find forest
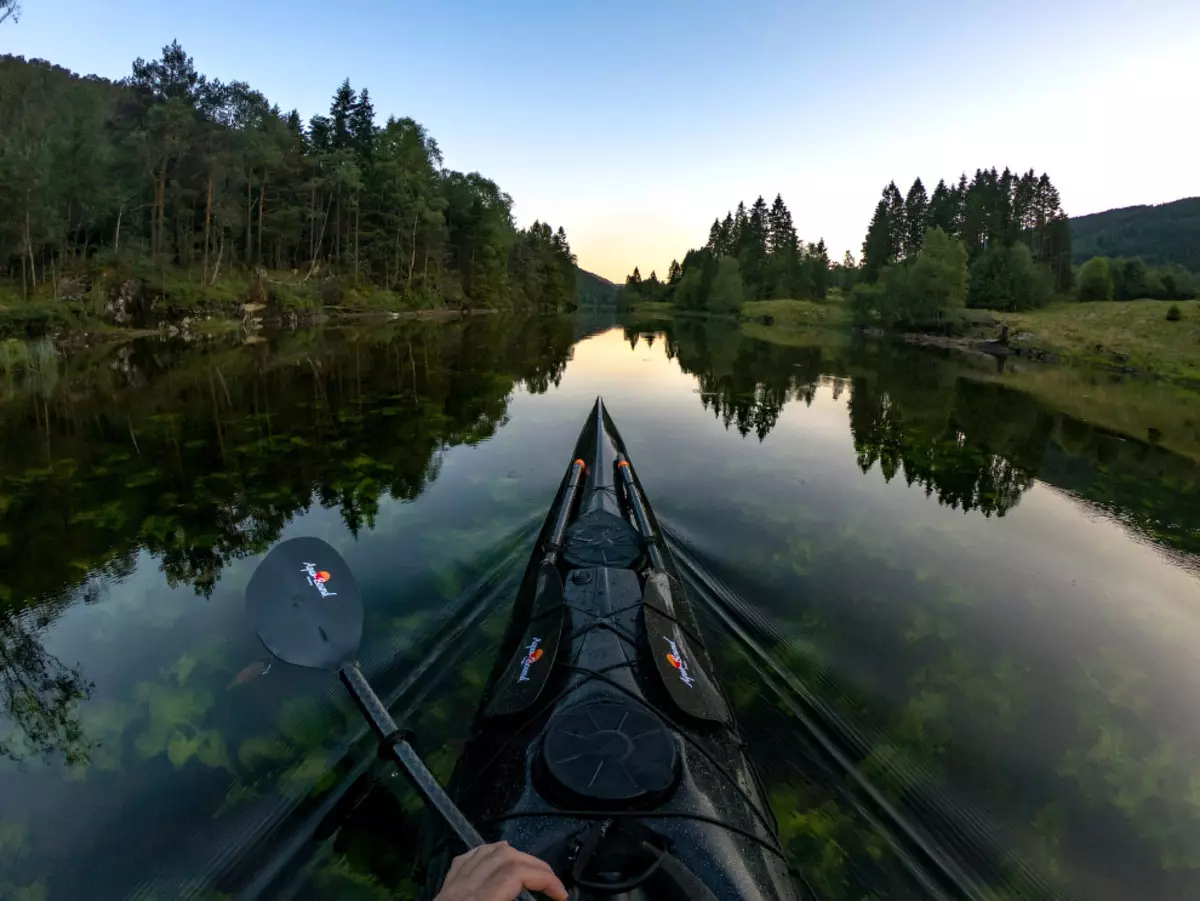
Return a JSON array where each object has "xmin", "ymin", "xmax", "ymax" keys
[
  {"xmin": 0, "ymin": 44, "xmax": 579, "ymax": 327},
  {"xmin": 1071, "ymin": 198, "xmax": 1200, "ymax": 271},
  {"xmin": 622, "ymin": 170, "xmax": 1197, "ymax": 329},
  {"xmin": 619, "ymin": 195, "xmax": 836, "ymax": 314}
]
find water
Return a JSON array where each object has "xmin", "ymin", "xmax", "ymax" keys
[{"xmin": 1, "ymin": 316, "xmax": 1198, "ymax": 901}]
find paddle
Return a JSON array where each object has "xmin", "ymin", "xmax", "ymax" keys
[{"xmin": 245, "ymin": 536, "xmax": 536, "ymax": 901}]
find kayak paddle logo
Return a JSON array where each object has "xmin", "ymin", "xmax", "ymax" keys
[
  {"xmin": 664, "ymin": 637, "xmax": 696, "ymax": 687},
  {"xmin": 301, "ymin": 562, "xmax": 337, "ymax": 599},
  {"xmin": 517, "ymin": 637, "xmax": 544, "ymax": 682}
]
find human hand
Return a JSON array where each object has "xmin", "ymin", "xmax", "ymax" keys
[{"xmin": 433, "ymin": 841, "xmax": 569, "ymax": 901}]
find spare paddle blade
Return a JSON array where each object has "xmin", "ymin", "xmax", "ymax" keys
[
  {"xmin": 643, "ymin": 570, "xmax": 731, "ymax": 724},
  {"xmin": 485, "ymin": 562, "xmax": 565, "ymax": 718},
  {"xmin": 245, "ymin": 536, "xmax": 363, "ymax": 671}
]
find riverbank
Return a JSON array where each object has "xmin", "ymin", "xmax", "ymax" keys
[
  {"xmin": 634, "ymin": 296, "xmax": 1200, "ymax": 386},
  {"xmin": 0, "ymin": 262, "xmax": 548, "ymax": 343}
]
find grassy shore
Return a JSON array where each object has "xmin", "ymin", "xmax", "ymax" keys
[
  {"xmin": 995, "ymin": 300, "xmax": 1200, "ymax": 384},
  {"xmin": 633, "ymin": 295, "xmax": 1200, "ymax": 385}
]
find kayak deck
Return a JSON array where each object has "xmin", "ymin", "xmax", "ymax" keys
[{"xmin": 428, "ymin": 398, "xmax": 799, "ymax": 900}]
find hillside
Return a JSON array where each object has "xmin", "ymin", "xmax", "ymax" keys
[
  {"xmin": 576, "ymin": 267, "xmax": 619, "ymax": 306},
  {"xmin": 1070, "ymin": 198, "xmax": 1200, "ymax": 270}
]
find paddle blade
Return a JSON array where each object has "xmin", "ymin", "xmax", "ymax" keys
[
  {"xmin": 484, "ymin": 562, "xmax": 565, "ymax": 718},
  {"xmin": 643, "ymin": 570, "xmax": 731, "ymax": 724},
  {"xmin": 245, "ymin": 536, "xmax": 363, "ymax": 671}
]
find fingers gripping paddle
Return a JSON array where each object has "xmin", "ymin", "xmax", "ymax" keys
[{"xmin": 245, "ymin": 537, "xmax": 537, "ymax": 901}]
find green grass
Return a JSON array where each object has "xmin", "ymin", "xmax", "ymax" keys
[
  {"xmin": 741, "ymin": 296, "xmax": 850, "ymax": 328},
  {"xmin": 997, "ymin": 299, "xmax": 1200, "ymax": 384},
  {"xmin": 631, "ymin": 295, "xmax": 851, "ymax": 329},
  {"xmin": 971, "ymin": 364, "xmax": 1200, "ymax": 463}
]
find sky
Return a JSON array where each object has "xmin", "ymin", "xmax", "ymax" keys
[{"xmin": 4, "ymin": 0, "xmax": 1199, "ymax": 282}]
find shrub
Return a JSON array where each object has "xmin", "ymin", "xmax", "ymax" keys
[
  {"xmin": 1077, "ymin": 256, "xmax": 1115, "ymax": 301},
  {"xmin": 968, "ymin": 242, "xmax": 1053, "ymax": 311},
  {"xmin": 1166, "ymin": 304, "xmax": 1183, "ymax": 322}
]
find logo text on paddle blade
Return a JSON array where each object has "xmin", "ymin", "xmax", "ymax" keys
[
  {"xmin": 664, "ymin": 637, "xmax": 696, "ymax": 687},
  {"xmin": 301, "ymin": 562, "xmax": 337, "ymax": 598},
  {"xmin": 517, "ymin": 637, "xmax": 544, "ymax": 682}
]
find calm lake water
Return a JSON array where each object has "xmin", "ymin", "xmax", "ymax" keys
[{"xmin": 2, "ymin": 315, "xmax": 1199, "ymax": 901}]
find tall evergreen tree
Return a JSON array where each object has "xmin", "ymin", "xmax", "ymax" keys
[
  {"xmin": 707, "ymin": 218, "xmax": 724, "ymax": 255},
  {"xmin": 741, "ymin": 196, "xmax": 770, "ymax": 299},
  {"xmin": 862, "ymin": 199, "xmax": 893, "ymax": 281},
  {"xmin": 808, "ymin": 239, "xmax": 831, "ymax": 298},
  {"xmin": 349, "ymin": 87, "xmax": 376, "ymax": 161},
  {"xmin": 927, "ymin": 178, "xmax": 956, "ymax": 235},
  {"xmin": 884, "ymin": 181, "xmax": 905, "ymax": 262},
  {"xmin": 330, "ymin": 79, "xmax": 356, "ymax": 150},
  {"xmin": 667, "ymin": 259, "xmax": 682, "ymax": 284},
  {"xmin": 732, "ymin": 201, "xmax": 748, "ymax": 252},
  {"xmin": 903, "ymin": 178, "xmax": 928, "ymax": 259}
]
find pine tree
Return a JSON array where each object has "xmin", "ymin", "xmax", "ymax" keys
[
  {"xmin": 718, "ymin": 213, "xmax": 734, "ymax": 254},
  {"xmin": 330, "ymin": 79, "xmax": 356, "ymax": 150},
  {"xmin": 667, "ymin": 259, "xmax": 682, "ymax": 284},
  {"xmin": 927, "ymin": 179, "xmax": 956, "ymax": 235},
  {"xmin": 349, "ymin": 87, "xmax": 376, "ymax": 161},
  {"xmin": 903, "ymin": 178, "xmax": 928, "ymax": 260},
  {"xmin": 884, "ymin": 182, "xmax": 905, "ymax": 262},
  {"xmin": 742, "ymin": 196, "xmax": 770, "ymax": 299},
  {"xmin": 732, "ymin": 201, "xmax": 748, "ymax": 252},
  {"xmin": 862, "ymin": 199, "xmax": 893, "ymax": 281},
  {"xmin": 766, "ymin": 194, "xmax": 798, "ymax": 298},
  {"xmin": 707, "ymin": 218, "xmax": 723, "ymax": 255},
  {"xmin": 808, "ymin": 239, "xmax": 831, "ymax": 298}
]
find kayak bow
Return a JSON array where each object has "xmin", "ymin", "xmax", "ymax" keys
[{"xmin": 429, "ymin": 398, "xmax": 799, "ymax": 900}]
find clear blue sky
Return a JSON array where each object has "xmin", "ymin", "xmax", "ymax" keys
[{"xmin": 5, "ymin": 0, "xmax": 1198, "ymax": 281}]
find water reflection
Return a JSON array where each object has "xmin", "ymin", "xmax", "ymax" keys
[
  {"xmin": 642, "ymin": 319, "xmax": 1200, "ymax": 550},
  {"xmin": 0, "ymin": 319, "xmax": 1198, "ymax": 901}
]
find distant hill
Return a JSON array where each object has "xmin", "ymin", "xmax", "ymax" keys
[
  {"xmin": 1070, "ymin": 198, "xmax": 1200, "ymax": 270},
  {"xmin": 576, "ymin": 267, "xmax": 619, "ymax": 306}
]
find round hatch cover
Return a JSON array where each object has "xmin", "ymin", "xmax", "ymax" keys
[
  {"xmin": 561, "ymin": 509, "xmax": 643, "ymax": 569},
  {"xmin": 538, "ymin": 700, "xmax": 678, "ymax": 809}
]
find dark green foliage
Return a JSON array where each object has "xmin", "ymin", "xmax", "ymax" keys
[
  {"xmin": 1166, "ymin": 304, "xmax": 1182, "ymax": 322},
  {"xmin": 709, "ymin": 255, "xmax": 745, "ymax": 314},
  {"xmin": 623, "ymin": 192, "xmax": 830, "ymax": 311},
  {"xmin": 1070, "ymin": 198, "xmax": 1200, "ymax": 271},
  {"xmin": 805, "ymin": 240, "xmax": 832, "ymax": 300},
  {"xmin": 967, "ymin": 242, "xmax": 1053, "ymax": 311},
  {"xmin": 1077, "ymin": 257, "xmax": 1115, "ymax": 301},
  {"xmin": 849, "ymin": 283, "xmax": 880, "ymax": 326},
  {"xmin": 861, "ymin": 200, "xmax": 893, "ymax": 281},
  {"xmin": 0, "ymin": 49, "xmax": 575, "ymax": 310},
  {"xmin": 1099, "ymin": 256, "xmax": 1198, "ymax": 301},
  {"xmin": 927, "ymin": 179, "xmax": 957, "ymax": 234},
  {"xmin": 860, "ymin": 168, "xmax": 1070, "ymax": 293},
  {"xmin": 903, "ymin": 178, "xmax": 928, "ymax": 260},
  {"xmin": 909, "ymin": 228, "xmax": 968, "ymax": 321},
  {"xmin": 867, "ymin": 228, "xmax": 969, "ymax": 327},
  {"xmin": 576, "ymin": 267, "xmax": 617, "ymax": 307}
]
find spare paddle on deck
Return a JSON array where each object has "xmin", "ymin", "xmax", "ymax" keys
[{"xmin": 245, "ymin": 537, "xmax": 536, "ymax": 901}]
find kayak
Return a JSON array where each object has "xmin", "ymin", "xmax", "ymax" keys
[{"xmin": 426, "ymin": 398, "xmax": 800, "ymax": 900}]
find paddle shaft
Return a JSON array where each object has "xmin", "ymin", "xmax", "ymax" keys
[
  {"xmin": 616, "ymin": 456, "xmax": 664, "ymax": 570},
  {"xmin": 339, "ymin": 665, "xmax": 537, "ymax": 901}
]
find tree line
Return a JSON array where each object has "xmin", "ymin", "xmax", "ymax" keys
[
  {"xmin": 853, "ymin": 168, "xmax": 1076, "ymax": 327},
  {"xmin": 1076, "ymin": 255, "xmax": 1196, "ymax": 302},
  {"xmin": 0, "ymin": 44, "xmax": 578, "ymax": 310},
  {"xmin": 619, "ymin": 194, "xmax": 836, "ymax": 314}
]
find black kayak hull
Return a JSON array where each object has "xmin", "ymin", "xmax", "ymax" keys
[{"xmin": 427, "ymin": 398, "xmax": 799, "ymax": 900}]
